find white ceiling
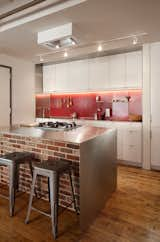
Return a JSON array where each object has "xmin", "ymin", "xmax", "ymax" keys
[{"xmin": 0, "ymin": 0, "xmax": 160, "ymax": 63}]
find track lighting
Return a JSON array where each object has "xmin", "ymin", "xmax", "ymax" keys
[
  {"xmin": 133, "ymin": 36, "xmax": 138, "ymax": 45},
  {"xmin": 64, "ymin": 51, "xmax": 68, "ymax": 57},
  {"xmin": 98, "ymin": 44, "xmax": 102, "ymax": 52},
  {"xmin": 56, "ymin": 44, "xmax": 60, "ymax": 49},
  {"xmin": 40, "ymin": 55, "xmax": 44, "ymax": 62}
]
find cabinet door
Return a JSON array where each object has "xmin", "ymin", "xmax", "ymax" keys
[
  {"xmin": 117, "ymin": 129, "xmax": 124, "ymax": 160},
  {"xmin": 151, "ymin": 127, "xmax": 160, "ymax": 167},
  {"xmin": 43, "ymin": 65, "xmax": 56, "ymax": 93},
  {"xmin": 88, "ymin": 56, "xmax": 109, "ymax": 90},
  {"xmin": 68, "ymin": 59, "xmax": 89, "ymax": 91},
  {"xmin": 151, "ymin": 43, "xmax": 160, "ymax": 167},
  {"xmin": 126, "ymin": 51, "xmax": 142, "ymax": 88},
  {"xmin": 109, "ymin": 53, "xmax": 125, "ymax": 88},
  {"xmin": 55, "ymin": 62, "xmax": 69, "ymax": 91},
  {"xmin": 123, "ymin": 128, "xmax": 142, "ymax": 163}
]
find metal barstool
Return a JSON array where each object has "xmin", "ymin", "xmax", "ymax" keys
[
  {"xmin": 25, "ymin": 159, "xmax": 78, "ymax": 239},
  {"xmin": 0, "ymin": 151, "xmax": 33, "ymax": 216}
]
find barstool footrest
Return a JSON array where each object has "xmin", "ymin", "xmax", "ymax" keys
[
  {"xmin": 0, "ymin": 194, "xmax": 9, "ymax": 200},
  {"xmin": 31, "ymin": 206, "xmax": 51, "ymax": 218}
]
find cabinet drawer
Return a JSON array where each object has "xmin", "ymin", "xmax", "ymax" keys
[
  {"xmin": 123, "ymin": 129, "xmax": 142, "ymax": 146},
  {"xmin": 123, "ymin": 144, "xmax": 142, "ymax": 163}
]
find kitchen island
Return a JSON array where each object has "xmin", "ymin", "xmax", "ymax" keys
[{"xmin": 0, "ymin": 125, "xmax": 117, "ymax": 230}]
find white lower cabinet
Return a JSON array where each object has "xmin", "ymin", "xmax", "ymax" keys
[
  {"xmin": 80, "ymin": 120, "xmax": 142, "ymax": 166},
  {"xmin": 122, "ymin": 127, "xmax": 142, "ymax": 164},
  {"xmin": 117, "ymin": 124, "xmax": 142, "ymax": 164},
  {"xmin": 117, "ymin": 129, "xmax": 124, "ymax": 160},
  {"xmin": 151, "ymin": 127, "xmax": 160, "ymax": 168}
]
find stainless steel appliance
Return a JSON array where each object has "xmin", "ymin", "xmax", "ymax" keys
[{"xmin": 38, "ymin": 121, "xmax": 81, "ymax": 131}]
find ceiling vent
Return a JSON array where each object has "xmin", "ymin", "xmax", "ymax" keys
[{"xmin": 37, "ymin": 22, "xmax": 78, "ymax": 50}]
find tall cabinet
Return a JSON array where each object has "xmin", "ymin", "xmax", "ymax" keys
[{"xmin": 150, "ymin": 43, "xmax": 160, "ymax": 168}]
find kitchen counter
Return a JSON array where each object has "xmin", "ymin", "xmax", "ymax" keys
[
  {"xmin": 1, "ymin": 125, "xmax": 109, "ymax": 144},
  {"xmin": 0, "ymin": 125, "xmax": 117, "ymax": 231}
]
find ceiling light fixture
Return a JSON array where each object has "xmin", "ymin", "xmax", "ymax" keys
[
  {"xmin": 38, "ymin": 23, "xmax": 78, "ymax": 50},
  {"xmin": 133, "ymin": 36, "xmax": 138, "ymax": 45},
  {"xmin": 36, "ymin": 32, "xmax": 148, "ymax": 63},
  {"xmin": 98, "ymin": 44, "xmax": 102, "ymax": 52},
  {"xmin": 40, "ymin": 55, "xmax": 44, "ymax": 62},
  {"xmin": 64, "ymin": 51, "xmax": 68, "ymax": 57},
  {"xmin": 72, "ymin": 40, "xmax": 76, "ymax": 45},
  {"xmin": 56, "ymin": 44, "xmax": 60, "ymax": 49}
]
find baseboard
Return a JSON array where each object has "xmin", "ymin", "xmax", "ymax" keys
[
  {"xmin": 118, "ymin": 160, "xmax": 142, "ymax": 168},
  {"xmin": 151, "ymin": 165, "xmax": 160, "ymax": 171}
]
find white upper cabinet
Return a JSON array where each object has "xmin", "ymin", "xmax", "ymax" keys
[
  {"xmin": 88, "ymin": 56, "xmax": 109, "ymax": 90},
  {"xmin": 125, "ymin": 51, "xmax": 142, "ymax": 88},
  {"xmin": 42, "ymin": 50, "xmax": 143, "ymax": 92},
  {"xmin": 43, "ymin": 65, "xmax": 56, "ymax": 93},
  {"xmin": 109, "ymin": 53, "xmax": 126, "ymax": 88},
  {"xmin": 68, "ymin": 59, "xmax": 89, "ymax": 91},
  {"xmin": 55, "ymin": 62, "xmax": 69, "ymax": 92}
]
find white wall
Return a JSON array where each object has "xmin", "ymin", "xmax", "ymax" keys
[{"xmin": 0, "ymin": 54, "xmax": 35, "ymax": 124}]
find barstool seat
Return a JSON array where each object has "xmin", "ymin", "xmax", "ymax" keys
[
  {"xmin": 25, "ymin": 159, "xmax": 78, "ymax": 239},
  {"xmin": 0, "ymin": 151, "xmax": 33, "ymax": 216}
]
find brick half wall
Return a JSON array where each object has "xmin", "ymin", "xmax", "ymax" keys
[{"xmin": 0, "ymin": 133, "xmax": 80, "ymax": 210}]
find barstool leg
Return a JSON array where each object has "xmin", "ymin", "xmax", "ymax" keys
[
  {"xmin": 48, "ymin": 177, "xmax": 50, "ymax": 202},
  {"xmin": 14, "ymin": 164, "xmax": 19, "ymax": 191},
  {"xmin": 9, "ymin": 163, "xmax": 15, "ymax": 217},
  {"xmin": 49, "ymin": 173, "xmax": 58, "ymax": 239},
  {"xmin": 68, "ymin": 170, "xmax": 78, "ymax": 214},
  {"xmin": 25, "ymin": 170, "xmax": 37, "ymax": 224},
  {"xmin": 28, "ymin": 160, "xmax": 33, "ymax": 177}
]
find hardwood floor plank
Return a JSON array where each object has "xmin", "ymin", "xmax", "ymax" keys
[{"xmin": 0, "ymin": 165, "xmax": 160, "ymax": 241}]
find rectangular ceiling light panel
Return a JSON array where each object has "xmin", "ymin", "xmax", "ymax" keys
[{"xmin": 37, "ymin": 22, "xmax": 78, "ymax": 49}]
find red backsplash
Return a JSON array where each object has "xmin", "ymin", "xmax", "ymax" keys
[{"xmin": 36, "ymin": 90, "xmax": 142, "ymax": 121}]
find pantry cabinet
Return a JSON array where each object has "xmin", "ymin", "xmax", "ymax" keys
[{"xmin": 150, "ymin": 42, "xmax": 160, "ymax": 168}]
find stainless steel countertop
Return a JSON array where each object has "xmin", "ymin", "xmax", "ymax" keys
[{"xmin": 0, "ymin": 125, "xmax": 112, "ymax": 144}]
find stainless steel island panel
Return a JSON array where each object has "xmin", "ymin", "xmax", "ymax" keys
[{"xmin": 80, "ymin": 128, "xmax": 117, "ymax": 230}]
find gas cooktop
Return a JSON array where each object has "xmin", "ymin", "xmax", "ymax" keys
[{"xmin": 38, "ymin": 121, "xmax": 81, "ymax": 131}]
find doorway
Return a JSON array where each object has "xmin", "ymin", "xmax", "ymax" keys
[{"xmin": 0, "ymin": 65, "xmax": 12, "ymax": 127}]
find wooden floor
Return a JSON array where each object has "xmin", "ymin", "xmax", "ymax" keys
[{"xmin": 1, "ymin": 165, "xmax": 160, "ymax": 242}]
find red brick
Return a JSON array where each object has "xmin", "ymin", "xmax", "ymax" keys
[
  {"xmin": 17, "ymin": 140, "xmax": 25, "ymax": 145},
  {"xmin": 12, "ymin": 135, "xmax": 22, "ymax": 140},
  {"xmin": 13, "ymin": 144, "xmax": 21, "ymax": 148},
  {"xmin": 3, "ymin": 134, "xmax": 11, "ymax": 138},
  {"xmin": 43, "ymin": 140, "xmax": 55, "ymax": 145},
  {"xmin": 47, "ymin": 145, "xmax": 59, "ymax": 151},
  {"xmin": 55, "ymin": 141, "xmax": 66, "ymax": 147},
  {"xmin": 32, "ymin": 148, "xmax": 41, "ymax": 153},
  {"xmin": 67, "ymin": 143, "xmax": 79, "ymax": 149},
  {"xmin": 54, "ymin": 152, "xmax": 65, "ymax": 158},
  {"xmin": 60, "ymin": 147, "xmax": 72, "ymax": 154},
  {"xmin": 37, "ymin": 144, "xmax": 46, "ymax": 149},
  {"xmin": 66, "ymin": 154, "xmax": 79, "ymax": 161},
  {"xmin": 9, "ymin": 139, "xmax": 17, "ymax": 143}
]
